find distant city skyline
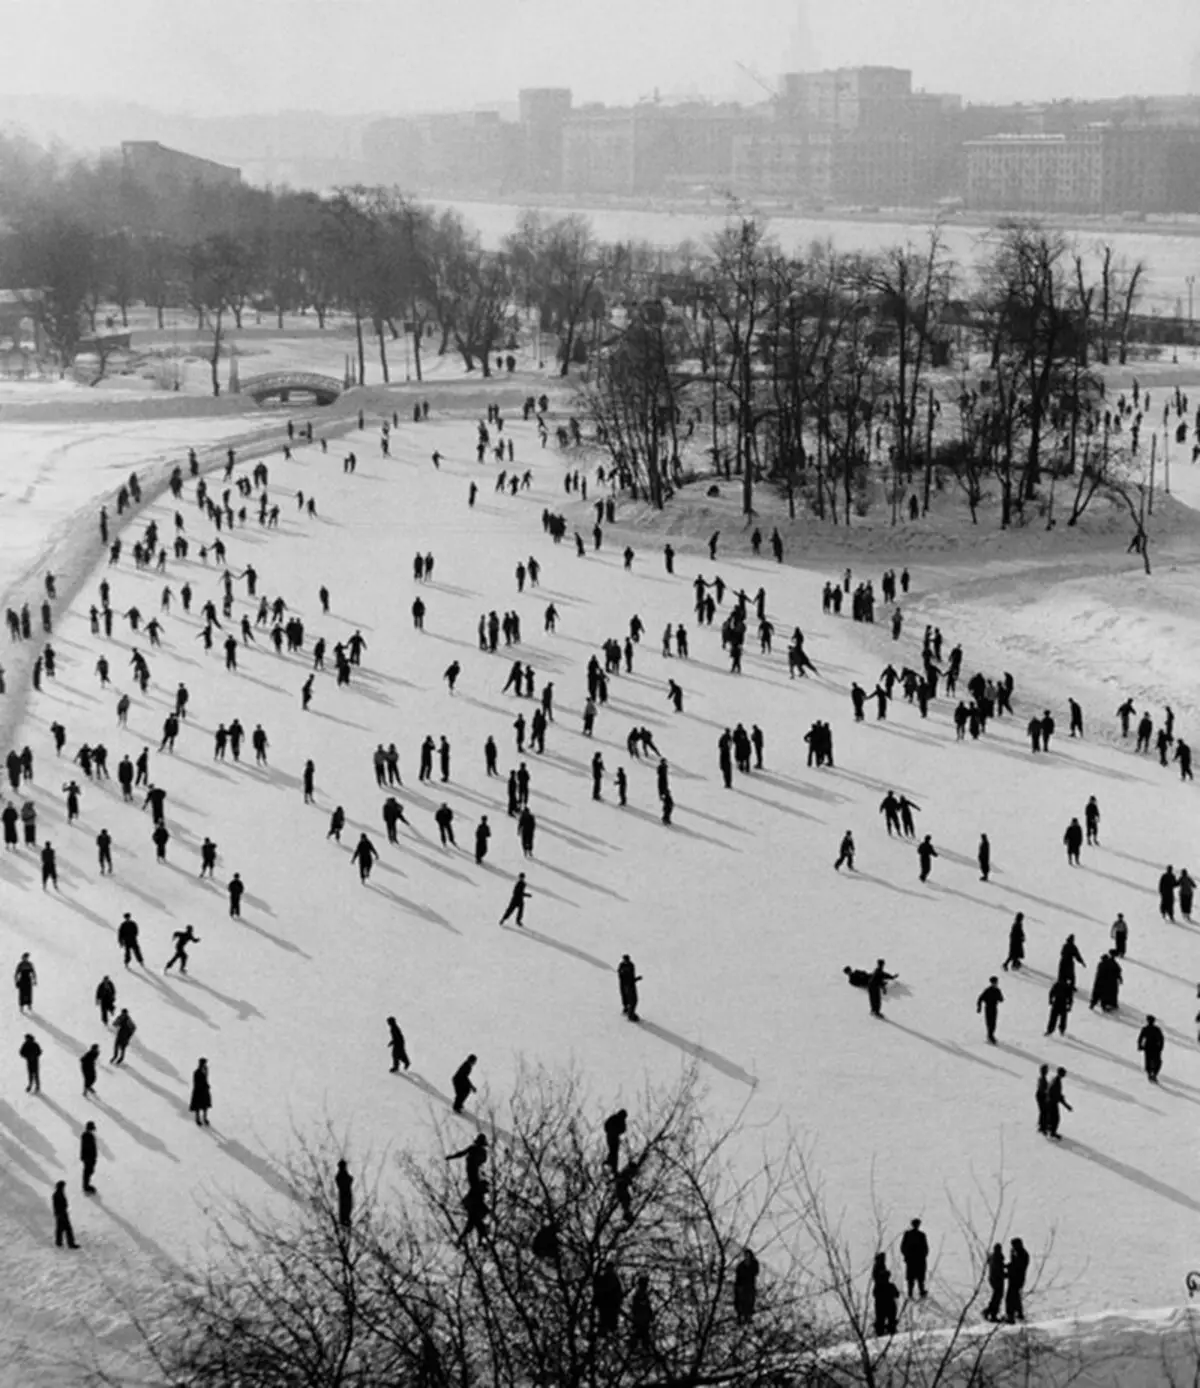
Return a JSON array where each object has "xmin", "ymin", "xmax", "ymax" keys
[{"xmin": 0, "ymin": 0, "xmax": 1198, "ymax": 123}]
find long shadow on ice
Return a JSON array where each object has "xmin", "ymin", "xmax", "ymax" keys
[
  {"xmin": 93, "ymin": 1097, "xmax": 180, "ymax": 1163},
  {"xmin": 505, "ymin": 924, "xmax": 611, "ymax": 972},
  {"xmin": 993, "ymin": 1041, "xmax": 1160, "ymax": 1112},
  {"xmin": 638, "ymin": 1020, "xmax": 758, "ymax": 1089},
  {"xmin": 179, "ymin": 974, "xmax": 264, "ymax": 1022},
  {"xmin": 0, "ymin": 1098, "xmax": 61, "ymax": 1165},
  {"xmin": 886, "ymin": 1019, "xmax": 1020, "ymax": 1078},
  {"xmin": 1061, "ymin": 1139, "xmax": 1200, "ymax": 1216}
]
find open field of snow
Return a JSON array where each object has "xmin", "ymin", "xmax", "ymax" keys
[{"xmin": 1, "ymin": 388, "xmax": 1200, "ymax": 1382}]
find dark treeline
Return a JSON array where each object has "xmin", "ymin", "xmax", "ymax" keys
[{"xmin": 0, "ymin": 133, "xmax": 1165, "ymax": 536}]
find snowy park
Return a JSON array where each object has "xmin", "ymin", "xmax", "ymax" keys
[{"xmin": 1, "ymin": 378, "xmax": 1200, "ymax": 1383}]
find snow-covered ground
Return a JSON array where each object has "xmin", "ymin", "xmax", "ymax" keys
[{"xmin": 1, "ymin": 392, "xmax": 1200, "ymax": 1383}]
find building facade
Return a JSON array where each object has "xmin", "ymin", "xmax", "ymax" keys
[{"xmin": 120, "ymin": 142, "xmax": 241, "ymax": 191}]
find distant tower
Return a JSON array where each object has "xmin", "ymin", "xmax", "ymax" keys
[{"xmin": 782, "ymin": 0, "xmax": 818, "ymax": 74}]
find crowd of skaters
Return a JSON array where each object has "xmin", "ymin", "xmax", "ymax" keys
[{"xmin": 2, "ymin": 395, "xmax": 1196, "ymax": 1337}]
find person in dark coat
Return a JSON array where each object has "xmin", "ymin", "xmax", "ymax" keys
[
  {"xmin": 871, "ymin": 1253, "xmax": 899, "ymax": 1335},
  {"xmin": 899, "ymin": 1218, "xmax": 929, "ymax": 1298},
  {"xmin": 190, "ymin": 1057, "xmax": 212, "ymax": 1125},
  {"xmin": 734, "ymin": 1247, "xmax": 760, "ymax": 1322},
  {"xmin": 387, "ymin": 1016, "xmax": 410, "ymax": 1072},
  {"xmin": 451, "ymin": 1054, "xmax": 477, "ymax": 1113},
  {"xmin": 1045, "ymin": 978, "xmax": 1073, "ymax": 1036},
  {"xmin": 603, "ymin": 1109, "xmax": 627, "ymax": 1173},
  {"xmin": 867, "ymin": 960, "xmax": 897, "ymax": 1017},
  {"xmin": 80, "ymin": 1044, "xmax": 100, "ymax": 1098},
  {"xmin": 351, "ymin": 833, "xmax": 379, "ymax": 883},
  {"xmin": 447, "ymin": 1133, "xmax": 488, "ymax": 1192},
  {"xmin": 1063, "ymin": 818, "xmax": 1083, "ymax": 866},
  {"xmin": 1159, "ymin": 866, "xmax": 1178, "ymax": 921},
  {"xmin": 20, "ymin": 1032, "xmax": 41, "ymax": 1092},
  {"xmin": 982, "ymin": 1244, "xmax": 1006, "ymax": 1320},
  {"xmin": 80, "ymin": 1122, "xmax": 98, "ymax": 1193},
  {"xmin": 14, "ymin": 952, "xmax": 36, "ymax": 1012},
  {"xmin": 1005, "ymin": 1238, "xmax": 1029, "ymax": 1323},
  {"xmin": 917, "ymin": 835, "xmax": 937, "ymax": 882},
  {"xmin": 111, "ymin": 1008, "xmax": 136, "ymax": 1064},
  {"xmin": 1035, "ymin": 1063, "xmax": 1051, "ymax": 1135},
  {"xmin": 1137, "ymin": 1015, "xmax": 1165, "ymax": 1083},
  {"xmin": 1057, "ymin": 935, "xmax": 1084, "ymax": 989},
  {"xmin": 976, "ymin": 976, "xmax": 1004, "ymax": 1043},
  {"xmin": 977, "ymin": 833, "xmax": 991, "ymax": 882},
  {"xmin": 52, "ymin": 1181, "xmax": 78, "ymax": 1248},
  {"xmin": 594, "ymin": 1261, "xmax": 623, "ymax": 1335},
  {"xmin": 1002, "ymin": 913, "xmax": 1025, "ymax": 971},
  {"xmin": 618, "ymin": 954, "xmax": 641, "ymax": 1020},
  {"xmin": 335, "ymin": 1159, "xmax": 353, "ymax": 1227},
  {"xmin": 95, "ymin": 975, "xmax": 116, "ymax": 1026},
  {"xmin": 1044, "ymin": 1067, "xmax": 1071, "ymax": 1140},
  {"xmin": 1110, "ymin": 913, "xmax": 1128, "ymax": 958},
  {"xmin": 628, "ymin": 1275, "xmax": 653, "ymax": 1353}
]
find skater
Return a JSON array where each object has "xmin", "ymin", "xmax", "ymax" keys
[
  {"xmin": 117, "ymin": 913, "xmax": 144, "ymax": 968},
  {"xmin": 164, "ymin": 925, "xmax": 200, "ymax": 975},
  {"xmin": 451, "ymin": 1054, "xmax": 477, "ymax": 1113},
  {"xmin": 447, "ymin": 1133, "xmax": 488, "ymax": 1192},
  {"xmin": 95, "ymin": 975, "xmax": 116, "ymax": 1026},
  {"xmin": 603, "ymin": 1109, "xmax": 627, "ymax": 1173},
  {"xmin": 110, "ymin": 1008, "xmax": 136, "ymax": 1064},
  {"xmin": 833, "ymin": 830, "xmax": 855, "ymax": 871},
  {"xmin": 499, "ymin": 872, "xmax": 531, "ymax": 927},
  {"xmin": 1137, "ymin": 1015, "xmax": 1164, "ymax": 1083},
  {"xmin": 1110, "ymin": 912, "xmax": 1128, "ymax": 958},
  {"xmin": 20, "ymin": 1032, "xmax": 41, "ymax": 1092},
  {"xmin": 1160, "ymin": 866, "xmax": 1178, "ymax": 922},
  {"xmin": 1063, "ymin": 818, "xmax": 1083, "ymax": 866},
  {"xmin": 917, "ymin": 835, "xmax": 937, "ymax": 883},
  {"xmin": 1044, "ymin": 1066, "xmax": 1071, "ymax": 1139},
  {"xmin": 983, "ymin": 1244, "xmax": 1006, "ymax": 1321},
  {"xmin": 976, "ymin": 976, "xmax": 1004, "ymax": 1043},
  {"xmin": 335, "ymin": 1159, "xmax": 353, "ymax": 1228},
  {"xmin": 52, "ymin": 1182, "xmax": 78, "ymax": 1249},
  {"xmin": 1005, "ymin": 1238, "xmax": 1029, "ymax": 1323},
  {"xmin": 867, "ymin": 960, "xmax": 896, "ymax": 1018},
  {"xmin": 977, "ymin": 833, "xmax": 991, "ymax": 882},
  {"xmin": 1002, "ymin": 913, "xmax": 1025, "ymax": 971},
  {"xmin": 190, "ymin": 1057, "xmax": 212, "ymax": 1125},
  {"xmin": 734, "ymin": 1247, "xmax": 760, "ymax": 1322},
  {"xmin": 1045, "ymin": 977, "xmax": 1073, "ymax": 1036},
  {"xmin": 352, "ymin": 833, "xmax": 379, "ymax": 883},
  {"xmin": 80, "ymin": 1044, "xmax": 100, "ymax": 1099},
  {"xmin": 14, "ymin": 952, "xmax": 36, "ymax": 1013},
  {"xmin": 80, "ymin": 1121, "xmax": 98, "ymax": 1193},
  {"xmin": 900, "ymin": 1218, "xmax": 929, "ymax": 1298},
  {"xmin": 618, "ymin": 954, "xmax": 642, "ymax": 1021},
  {"xmin": 387, "ymin": 1016, "xmax": 411, "ymax": 1072},
  {"xmin": 871, "ymin": 1254, "xmax": 899, "ymax": 1336}
]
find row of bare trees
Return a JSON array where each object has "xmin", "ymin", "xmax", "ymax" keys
[
  {"xmin": 92, "ymin": 1067, "xmax": 1069, "ymax": 1388},
  {"xmin": 585, "ymin": 214, "xmax": 1151, "ymax": 531}
]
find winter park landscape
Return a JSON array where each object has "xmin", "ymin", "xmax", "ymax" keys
[
  {"xmin": 10, "ymin": 32, "xmax": 1200, "ymax": 1366},
  {"xmin": 0, "ymin": 298, "xmax": 1199, "ymax": 1385}
]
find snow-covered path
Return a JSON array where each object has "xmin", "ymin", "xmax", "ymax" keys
[{"xmin": 1, "ymin": 405, "xmax": 1199, "ymax": 1381}]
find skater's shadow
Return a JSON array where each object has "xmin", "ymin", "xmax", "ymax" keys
[
  {"xmin": 995, "ymin": 883, "xmax": 1106, "ymax": 928},
  {"xmin": 508, "ymin": 924, "xmax": 611, "ymax": 972},
  {"xmin": 240, "ymin": 915, "xmax": 312, "ymax": 959},
  {"xmin": 756, "ymin": 771, "xmax": 849, "ymax": 807},
  {"xmin": 887, "ymin": 1020, "xmax": 1020, "ymax": 1078},
  {"xmin": 313, "ymin": 708, "xmax": 371, "ymax": 732},
  {"xmin": 733, "ymin": 787, "xmax": 821, "ymax": 825},
  {"xmin": 369, "ymin": 881, "xmax": 462, "ymax": 934},
  {"xmin": 1064, "ymin": 1037, "xmax": 1200, "ymax": 1106},
  {"xmin": 93, "ymin": 1190, "xmax": 181, "ymax": 1264},
  {"xmin": 1081, "ymin": 864, "xmax": 1153, "ymax": 896},
  {"xmin": 844, "ymin": 870, "xmax": 934, "ymax": 904},
  {"xmin": 0, "ymin": 1127, "xmax": 54, "ymax": 1185},
  {"xmin": 93, "ymin": 1098, "xmax": 180, "ymax": 1162},
  {"xmin": 0, "ymin": 1099, "xmax": 59, "ymax": 1164},
  {"xmin": 217, "ymin": 1136, "xmax": 300, "ymax": 1203},
  {"xmin": 144, "ymin": 973, "xmax": 217, "ymax": 1028},
  {"xmin": 639, "ymin": 1021, "xmax": 758, "ymax": 1089},
  {"xmin": 1103, "ymin": 844, "xmax": 1161, "ymax": 871},
  {"xmin": 1061, "ymin": 1139, "xmax": 1200, "ymax": 1216}
]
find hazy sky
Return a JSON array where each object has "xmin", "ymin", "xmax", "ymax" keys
[{"xmin": 1, "ymin": 0, "xmax": 1198, "ymax": 115}]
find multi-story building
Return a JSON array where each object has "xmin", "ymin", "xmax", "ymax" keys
[
  {"xmin": 120, "ymin": 141, "xmax": 241, "ymax": 191},
  {"xmin": 779, "ymin": 66, "xmax": 913, "ymax": 132},
  {"xmin": 562, "ymin": 106, "xmax": 636, "ymax": 195},
  {"xmin": 519, "ymin": 88, "xmax": 572, "ymax": 193},
  {"xmin": 965, "ymin": 131, "xmax": 1105, "ymax": 214}
]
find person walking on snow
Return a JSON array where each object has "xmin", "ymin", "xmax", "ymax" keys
[
  {"xmin": 352, "ymin": 833, "xmax": 379, "ymax": 883},
  {"xmin": 976, "ymin": 976, "xmax": 1004, "ymax": 1043},
  {"xmin": 499, "ymin": 872, "xmax": 531, "ymax": 927}
]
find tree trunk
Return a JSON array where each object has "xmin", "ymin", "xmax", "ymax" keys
[
  {"xmin": 354, "ymin": 311, "xmax": 366, "ymax": 387},
  {"xmin": 209, "ymin": 309, "xmax": 223, "ymax": 398},
  {"xmin": 376, "ymin": 320, "xmax": 390, "ymax": 385}
]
